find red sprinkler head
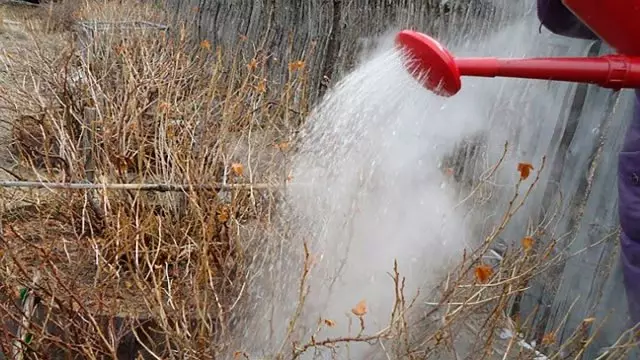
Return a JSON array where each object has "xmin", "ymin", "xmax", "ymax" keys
[
  {"xmin": 395, "ymin": 30, "xmax": 640, "ymax": 97},
  {"xmin": 395, "ymin": 30, "xmax": 461, "ymax": 97}
]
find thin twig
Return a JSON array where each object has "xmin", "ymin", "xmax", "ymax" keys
[{"xmin": 0, "ymin": 180, "xmax": 289, "ymax": 192}]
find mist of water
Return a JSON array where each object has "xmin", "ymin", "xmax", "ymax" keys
[{"xmin": 231, "ymin": 6, "xmax": 591, "ymax": 359}]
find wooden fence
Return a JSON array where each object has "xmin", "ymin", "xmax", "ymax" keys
[{"xmin": 162, "ymin": 0, "xmax": 520, "ymax": 102}]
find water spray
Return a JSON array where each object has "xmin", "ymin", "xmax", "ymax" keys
[{"xmin": 395, "ymin": 0, "xmax": 640, "ymax": 97}]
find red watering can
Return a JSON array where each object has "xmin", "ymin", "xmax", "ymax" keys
[{"xmin": 396, "ymin": 0, "xmax": 640, "ymax": 97}]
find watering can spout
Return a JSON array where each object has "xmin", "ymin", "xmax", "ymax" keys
[{"xmin": 395, "ymin": 30, "xmax": 640, "ymax": 97}]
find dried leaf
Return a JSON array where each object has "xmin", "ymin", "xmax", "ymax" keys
[
  {"xmin": 113, "ymin": 45, "xmax": 126, "ymax": 56},
  {"xmin": 200, "ymin": 40, "xmax": 211, "ymax": 51},
  {"xmin": 166, "ymin": 124, "xmax": 175, "ymax": 139},
  {"xmin": 541, "ymin": 332, "xmax": 556, "ymax": 345},
  {"xmin": 517, "ymin": 162, "xmax": 534, "ymax": 180},
  {"xmin": 159, "ymin": 102, "xmax": 171, "ymax": 113},
  {"xmin": 247, "ymin": 58, "xmax": 258, "ymax": 72},
  {"xmin": 233, "ymin": 351, "xmax": 248, "ymax": 360},
  {"xmin": 323, "ymin": 319, "xmax": 336, "ymax": 327},
  {"xmin": 474, "ymin": 264, "xmax": 493, "ymax": 283},
  {"xmin": 522, "ymin": 236, "xmax": 534, "ymax": 252},
  {"xmin": 275, "ymin": 142, "xmax": 290, "ymax": 151},
  {"xmin": 351, "ymin": 300, "xmax": 367, "ymax": 317},
  {"xmin": 288, "ymin": 60, "xmax": 305, "ymax": 72},
  {"xmin": 231, "ymin": 163, "xmax": 244, "ymax": 177},
  {"xmin": 255, "ymin": 79, "xmax": 267, "ymax": 93},
  {"xmin": 216, "ymin": 205, "xmax": 230, "ymax": 223}
]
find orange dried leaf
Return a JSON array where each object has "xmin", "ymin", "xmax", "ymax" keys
[
  {"xmin": 216, "ymin": 205, "xmax": 230, "ymax": 223},
  {"xmin": 351, "ymin": 300, "xmax": 367, "ymax": 317},
  {"xmin": 522, "ymin": 236, "xmax": 534, "ymax": 252},
  {"xmin": 200, "ymin": 39, "xmax": 211, "ymax": 50},
  {"xmin": 541, "ymin": 332, "xmax": 556, "ymax": 345},
  {"xmin": 517, "ymin": 162, "xmax": 534, "ymax": 180},
  {"xmin": 159, "ymin": 102, "xmax": 171, "ymax": 113},
  {"xmin": 233, "ymin": 351, "xmax": 248, "ymax": 360},
  {"xmin": 113, "ymin": 45, "xmax": 126, "ymax": 56},
  {"xmin": 474, "ymin": 264, "xmax": 493, "ymax": 283},
  {"xmin": 255, "ymin": 79, "xmax": 267, "ymax": 93},
  {"xmin": 275, "ymin": 142, "xmax": 290, "ymax": 151},
  {"xmin": 247, "ymin": 58, "xmax": 258, "ymax": 71},
  {"xmin": 288, "ymin": 60, "xmax": 305, "ymax": 72},
  {"xmin": 323, "ymin": 319, "xmax": 336, "ymax": 327},
  {"xmin": 231, "ymin": 163, "xmax": 244, "ymax": 177}
]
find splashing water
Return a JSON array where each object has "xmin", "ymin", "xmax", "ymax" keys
[{"xmin": 232, "ymin": 7, "xmax": 593, "ymax": 359}]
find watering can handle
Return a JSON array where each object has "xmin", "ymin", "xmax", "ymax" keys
[{"xmin": 456, "ymin": 55, "xmax": 640, "ymax": 90}]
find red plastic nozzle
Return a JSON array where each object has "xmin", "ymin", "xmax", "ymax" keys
[
  {"xmin": 395, "ymin": 30, "xmax": 461, "ymax": 96},
  {"xmin": 395, "ymin": 30, "xmax": 640, "ymax": 97}
]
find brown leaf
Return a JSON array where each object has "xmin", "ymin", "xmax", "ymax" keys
[
  {"xmin": 255, "ymin": 79, "xmax": 267, "ymax": 93},
  {"xmin": 233, "ymin": 351, "xmax": 248, "ymax": 360},
  {"xmin": 247, "ymin": 58, "xmax": 258, "ymax": 72},
  {"xmin": 216, "ymin": 205, "xmax": 230, "ymax": 223},
  {"xmin": 166, "ymin": 124, "xmax": 175, "ymax": 139},
  {"xmin": 159, "ymin": 102, "xmax": 171, "ymax": 113},
  {"xmin": 522, "ymin": 236, "xmax": 534, "ymax": 252},
  {"xmin": 474, "ymin": 264, "xmax": 493, "ymax": 283},
  {"xmin": 351, "ymin": 300, "xmax": 367, "ymax": 317},
  {"xmin": 231, "ymin": 163, "xmax": 244, "ymax": 177},
  {"xmin": 288, "ymin": 60, "xmax": 305, "ymax": 72},
  {"xmin": 200, "ymin": 40, "xmax": 211, "ymax": 51},
  {"xmin": 541, "ymin": 332, "xmax": 556, "ymax": 345},
  {"xmin": 517, "ymin": 162, "xmax": 534, "ymax": 180},
  {"xmin": 323, "ymin": 319, "xmax": 336, "ymax": 327},
  {"xmin": 275, "ymin": 141, "xmax": 290, "ymax": 151}
]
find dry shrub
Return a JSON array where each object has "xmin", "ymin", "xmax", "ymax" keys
[{"xmin": 0, "ymin": 1, "xmax": 306, "ymax": 358}]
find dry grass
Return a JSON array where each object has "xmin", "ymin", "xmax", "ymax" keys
[{"xmin": 0, "ymin": 1, "xmax": 635, "ymax": 359}]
